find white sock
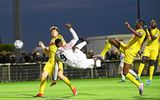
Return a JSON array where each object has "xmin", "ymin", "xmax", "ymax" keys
[
  {"xmin": 129, "ymin": 69, "xmax": 137, "ymax": 77},
  {"xmin": 53, "ymin": 63, "xmax": 58, "ymax": 80},
  {"xmin": 76, "ymin": 41, "xmax": 87, "ymax": 50}
]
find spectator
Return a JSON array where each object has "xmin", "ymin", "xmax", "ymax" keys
[
  {"xmin": 0, "ymin": 51, "xmax": 9, "ymax": 63},
  {"xmin": 9, "ymin": 53, "xmax": 16, "ymax": 64}
]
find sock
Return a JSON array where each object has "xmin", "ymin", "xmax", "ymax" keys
[
  {"xmin": 100, "ymin": 40, "xmax": 112, "ymax": 59},
  {"xmin": 121, "ymin": 71, "xmax": 125, "ymax": 80},
  {"xmin": 149, "ymin": 66, "xmax": 154, "ymax": 80},
  {"xmin": 126, "ymin": 73, "xmax": 140, "ymax": 87},
  {"xmin": 39, "ymin": 77, "xmax": 47, "ymax": 94},
  {"xmin": 138, "ymin": 63, "xmax": 145, "ymax": 77},
  {"xmin": 63, "ymin": 77, "xmax": 74, "ymax": 90},
  {"xmin": 76, "ymin": 41, "xmax": 87, "ymax": 50},
  {"xmin": 129, "ymin": 69, "xmax": 137, "ymax": 77}
]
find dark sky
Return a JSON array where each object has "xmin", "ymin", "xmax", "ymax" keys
[{"xmin": 0, "ymin": 0, "xmax": 160, "ymax": 51}]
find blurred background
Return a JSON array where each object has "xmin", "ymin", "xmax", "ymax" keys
[{"xmin": 0, "ymin": 0, "xmax": 160, "ymax": 82}]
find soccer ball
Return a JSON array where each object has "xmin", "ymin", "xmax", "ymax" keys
[{"xmin": 14, "ymin": 40, "xmax": 24, "ymax": 49}]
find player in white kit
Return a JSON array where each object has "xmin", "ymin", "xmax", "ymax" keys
[{"xmin": 55, "ymin": 23, "xmax": 101, "ymax": 69}]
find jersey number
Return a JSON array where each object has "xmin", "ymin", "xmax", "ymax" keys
[{"xmin": 60, "ymin": 54, "xmax": 67, "ymax": 61}]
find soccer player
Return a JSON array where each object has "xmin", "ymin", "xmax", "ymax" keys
[
  {"xmin": 100, "ymin": 39, "xmax": 138, "ymax": 82},
  {"xmin": 156, "ymin": 43, "xmax": 160, "ymax": 72},
  {"xmin": 107, "ymin": 20, "xmax": 146, "ymax": 95},
  {"xmin": 122, "ymin": 20, "xmax": 146, "ymax": 95},
  {"xmin": 55, "ymin": 23, "xmax": 101, "ymax": 69},
  {"xmin": 35, "ymin": 25, "xmax": 77, "ymax": 97},
  {"xmin": 137, "ymin": 19, "xmax": 160, "ymax": 85}
]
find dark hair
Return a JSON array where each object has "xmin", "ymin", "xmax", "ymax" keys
[
  {"xmin": 136, "ymin": 19, "xmax": 145, "ymax": 27},
  {"xmin": 151, "ymin": 19, "xmax": 157, "ymax": 27},
  {"xmin": 55, "ymin": 38, "xmax": 62, "ymax": 47}
]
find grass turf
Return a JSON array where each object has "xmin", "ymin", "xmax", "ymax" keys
[{"xmin": 0, "ymin": 76, "xmax": 160, "ymax": 100}]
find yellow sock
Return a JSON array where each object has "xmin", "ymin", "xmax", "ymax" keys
[
  {"xmin": 149, "ymin": 66, "xmax": 154, "ymax": 80},
  {"xmin": 39, "ymin": 78, "xmax": 47, "ymax": 94},
  {"xmin": 138, "ymin": 63, "xmax": 145, "ymax": 77},
  {"xmin": 63, "ymin": 77, "xmax": 74, "ymax": 89},
  {"xmin": 126, "ymin": 73, "xmax": 140, "ymax": 87},
  {"xmin": 100, "ymin": 40, "xmax": 112, "ymax": 59}
]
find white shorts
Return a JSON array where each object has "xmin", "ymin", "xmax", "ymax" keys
[
  {"xmin": 78, "ymin": 59, "xmax": 95, "ymax": 69},
  {"xmin": 70, "ymin": 49, "xmax": 95, "ymax": 69}
]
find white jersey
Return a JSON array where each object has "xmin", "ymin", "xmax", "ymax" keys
[
  {"xmin": 56, "ymin": 46, "xmax": 89, "ymax": 68},
  {"xmin": 55, "ymin": 28, "xmax": 95, "ymax": 69}
]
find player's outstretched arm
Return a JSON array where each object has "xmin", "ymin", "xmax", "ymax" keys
[
  {"xmin": 64, "ymin": 23, "xmax": 79, "ymax": 48},
  {"xmin": 148, "ymin": 28, "xmax": 159, "ymax": 40},
  {"xmin": 39, "ymin": 41, "xmax": 49, "ymax": 55},
  {"xmin": 125, "ymin": 22, "xmax": 142, "ymax": 38},
  {"xmin": 66, "ymin": 23, "xmax": 79, "ymax": 42}
]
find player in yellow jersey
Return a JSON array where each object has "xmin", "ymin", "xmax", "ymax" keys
[
  {"xmin": 105, "ymin": 20, "xmax": 146, "ymax": 95},
  {"xmin": 100, "ymin": 39, "xmax": 138, "ymax": 82},
  {"xmin": 35, "ymin": 25, "xmax": 77, "ymax": 97},
  {"xmin": 156, "ymin": 43, "xmax": 160, "ymax": 72},
  {"xmin": 137, "ymin": 19, "xmax": 160, "ymax": 85}
]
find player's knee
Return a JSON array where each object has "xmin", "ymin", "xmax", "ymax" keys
[
  {"xmin": 41, "ymin": 71, "xmax": 48, "ymax": 79},
  {"xmin": 122, "ymin": 69, "xmax": 129, "ymax": 76},
  {"xmin": 150, "ymin": 60, "xmax": 155, "ymax": 66},
  {"xmin": 123, "ymin": 71, "xmax": 128, "ymax": 76},
  {"xmin": 58, "ymin": 72, "xmax": 62, "ymax": 78},
  {"xmin": 58, "ymin": 71, "xmax": 64, "ymax": 79},
  {"xmin": 122, "ymin": 63, "xmax": 130, "ymax": 76},
  {"xmin": 109, "ymin": 39, "xmax": 114, "ymax": 44},
  {"xmin": 141, "ymin": 56, "xmax": 148, "ymax": 63}
]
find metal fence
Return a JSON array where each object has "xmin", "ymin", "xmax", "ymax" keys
[{"xmin": 0, "ymin": 60, "xmax": 159, "ymax": 82}]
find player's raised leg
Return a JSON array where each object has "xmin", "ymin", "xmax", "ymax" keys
[
  {"xmin": 100, "ymin": 40, "xmax": 112, "ymax": 59},
  {"xmin": 75, "ymin": 41, "xmax": 87, "ymax": 50}
]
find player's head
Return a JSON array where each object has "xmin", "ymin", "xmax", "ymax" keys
[
  {"xmin": 150, "ymin": 19, "xmax": 157, "ymax": 29},
  {"xmin": 135, "ymin": 19, "xmax": 145, "ymax": 29},
  {"xmin": 55, "ymin": 38, "xmax": 63, "ymax": 48},
  {"xmin": 49, "ymin": 26, "xmax": 59, "ymax": 37}
]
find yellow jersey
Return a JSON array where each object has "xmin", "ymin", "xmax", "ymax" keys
[
  {"xmin": 49, "ymin": 34, "xmax": 65, "ymax": 60},
  {"xmin": 127, "ymin": 28, "xmax": 146, "ymax": 53},
  {"xmin": 146, "ymin": 28, "xmax": 160, "ymax": 48}
]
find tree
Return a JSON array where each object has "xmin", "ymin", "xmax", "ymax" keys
[{"xmin": 0, "ymin": 44, "xmax": 15, "ymax": 52}]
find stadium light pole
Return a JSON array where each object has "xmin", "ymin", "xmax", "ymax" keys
[
  {"xmin": 137, "ymin": 0, "xmax": 141, "ymax": 19},
  {"xmin": 0, "ymin": 36, "xmax": 2, "ymax": 44},
  {"xmin": 13, "ymin": 0, "xmax": 21, "ymax": 41},
  {"xmin": 13, "ymin": 0, "xmax": 22, "ymax": 62}
]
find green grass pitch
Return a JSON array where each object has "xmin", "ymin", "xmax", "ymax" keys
[{"xmin": 0, "ymin": 76, "xmax": 160, "ymax": 100}]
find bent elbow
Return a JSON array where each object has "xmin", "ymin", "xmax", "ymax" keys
[
  {"xmin": 75, "ymin": 37, "xmax": 79, "ymax": 42},
  {"xmin": 137, "ymin": 33, "xmax": 142, "ymax": 38}
]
